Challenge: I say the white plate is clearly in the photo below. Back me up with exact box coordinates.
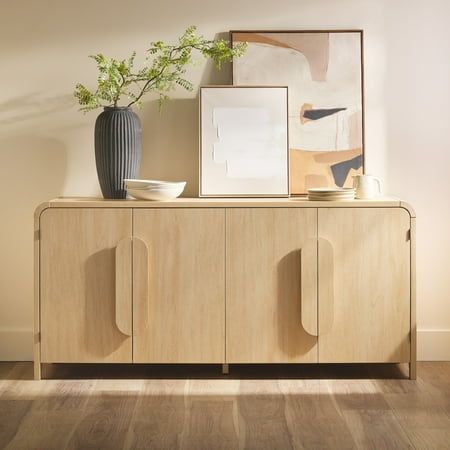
[308,192,355,196]
[308,191,355,197]
[308,196,355,201]
[308,192,355,197]
[308,188,355,194]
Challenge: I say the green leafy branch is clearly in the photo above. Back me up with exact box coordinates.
[74,26,247,112]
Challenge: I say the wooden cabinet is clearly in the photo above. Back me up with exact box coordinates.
[133,209,225,363]
[226,208,318,363]
[317,208,411,363]
[225,207,412,366]
[35,198,416,379]
[40,208,133,363]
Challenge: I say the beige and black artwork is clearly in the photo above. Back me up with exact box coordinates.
[231,30,364,194]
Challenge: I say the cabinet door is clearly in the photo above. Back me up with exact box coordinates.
[318,208,411,363]
[226,208,318,363]
[133,209,225,363]
[40,208,133,363]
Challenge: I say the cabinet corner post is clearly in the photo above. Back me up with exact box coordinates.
[34,359,41,381]
[409,361,417,380]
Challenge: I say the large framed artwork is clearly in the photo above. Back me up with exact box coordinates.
[199,86,289,197]
[231,30,364,195]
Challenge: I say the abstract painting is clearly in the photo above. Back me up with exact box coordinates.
[231,30,364,194]
[200,86,289,197]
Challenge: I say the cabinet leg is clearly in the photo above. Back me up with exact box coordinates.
[409,361,417,380]
[34,361,41,381]
[222,363,229,375]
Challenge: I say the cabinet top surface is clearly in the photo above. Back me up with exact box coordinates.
[38,197,415,216]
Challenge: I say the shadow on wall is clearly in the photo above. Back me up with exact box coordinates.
[138,42,232,197]
[0,136,68,203]
[0,137,67,330]
[0,92,75,128]
[139,98,200,196]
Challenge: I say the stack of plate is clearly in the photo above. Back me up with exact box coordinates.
[124,179,186,201]
[307,187,355,201]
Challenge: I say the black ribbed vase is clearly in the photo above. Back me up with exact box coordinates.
[94,106,141,199]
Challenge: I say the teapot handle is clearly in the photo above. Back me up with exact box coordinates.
[373,177,382,193]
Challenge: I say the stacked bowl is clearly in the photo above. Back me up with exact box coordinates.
[124,179,186,201]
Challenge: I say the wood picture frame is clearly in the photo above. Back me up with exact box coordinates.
[199,85,289,197]
[230,30,365,195]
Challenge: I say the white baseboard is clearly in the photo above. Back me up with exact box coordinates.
[418,330,450,361]
[0,328,33,361]
[0,328,449,362]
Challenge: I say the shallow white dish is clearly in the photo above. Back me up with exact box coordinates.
[127,184,185,201]
[308,196,354,201]
[308,188,355,194]
[307,187,355,201]
[308,192,355,197]
[124,178,184,189]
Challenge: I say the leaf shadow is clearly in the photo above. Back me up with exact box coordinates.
[0,92,75,126]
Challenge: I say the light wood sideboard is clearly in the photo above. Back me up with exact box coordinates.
[34,197,416,379]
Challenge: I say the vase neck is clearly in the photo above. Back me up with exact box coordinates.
[104,106,132,111]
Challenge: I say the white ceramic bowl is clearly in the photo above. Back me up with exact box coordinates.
[124,178,183,189]
[127,184,185,201]
[127,183,186,191]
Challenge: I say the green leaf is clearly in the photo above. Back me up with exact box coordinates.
[74,26,247,111]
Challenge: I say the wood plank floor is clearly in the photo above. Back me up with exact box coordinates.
[0,362,449,449]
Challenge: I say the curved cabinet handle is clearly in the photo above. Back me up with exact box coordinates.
[300,238,318,336]
[132,237,149,333]
[318,237,334,335]
[115,237,132,336]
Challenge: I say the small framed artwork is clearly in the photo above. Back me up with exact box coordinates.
[231,30,364,195]
[199,86,289,197]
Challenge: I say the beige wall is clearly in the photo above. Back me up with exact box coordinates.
[1,0,449,360]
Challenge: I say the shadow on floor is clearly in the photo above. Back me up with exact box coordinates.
[28,363,411,380]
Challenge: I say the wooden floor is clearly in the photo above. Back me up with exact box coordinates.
[1,362,450,449]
